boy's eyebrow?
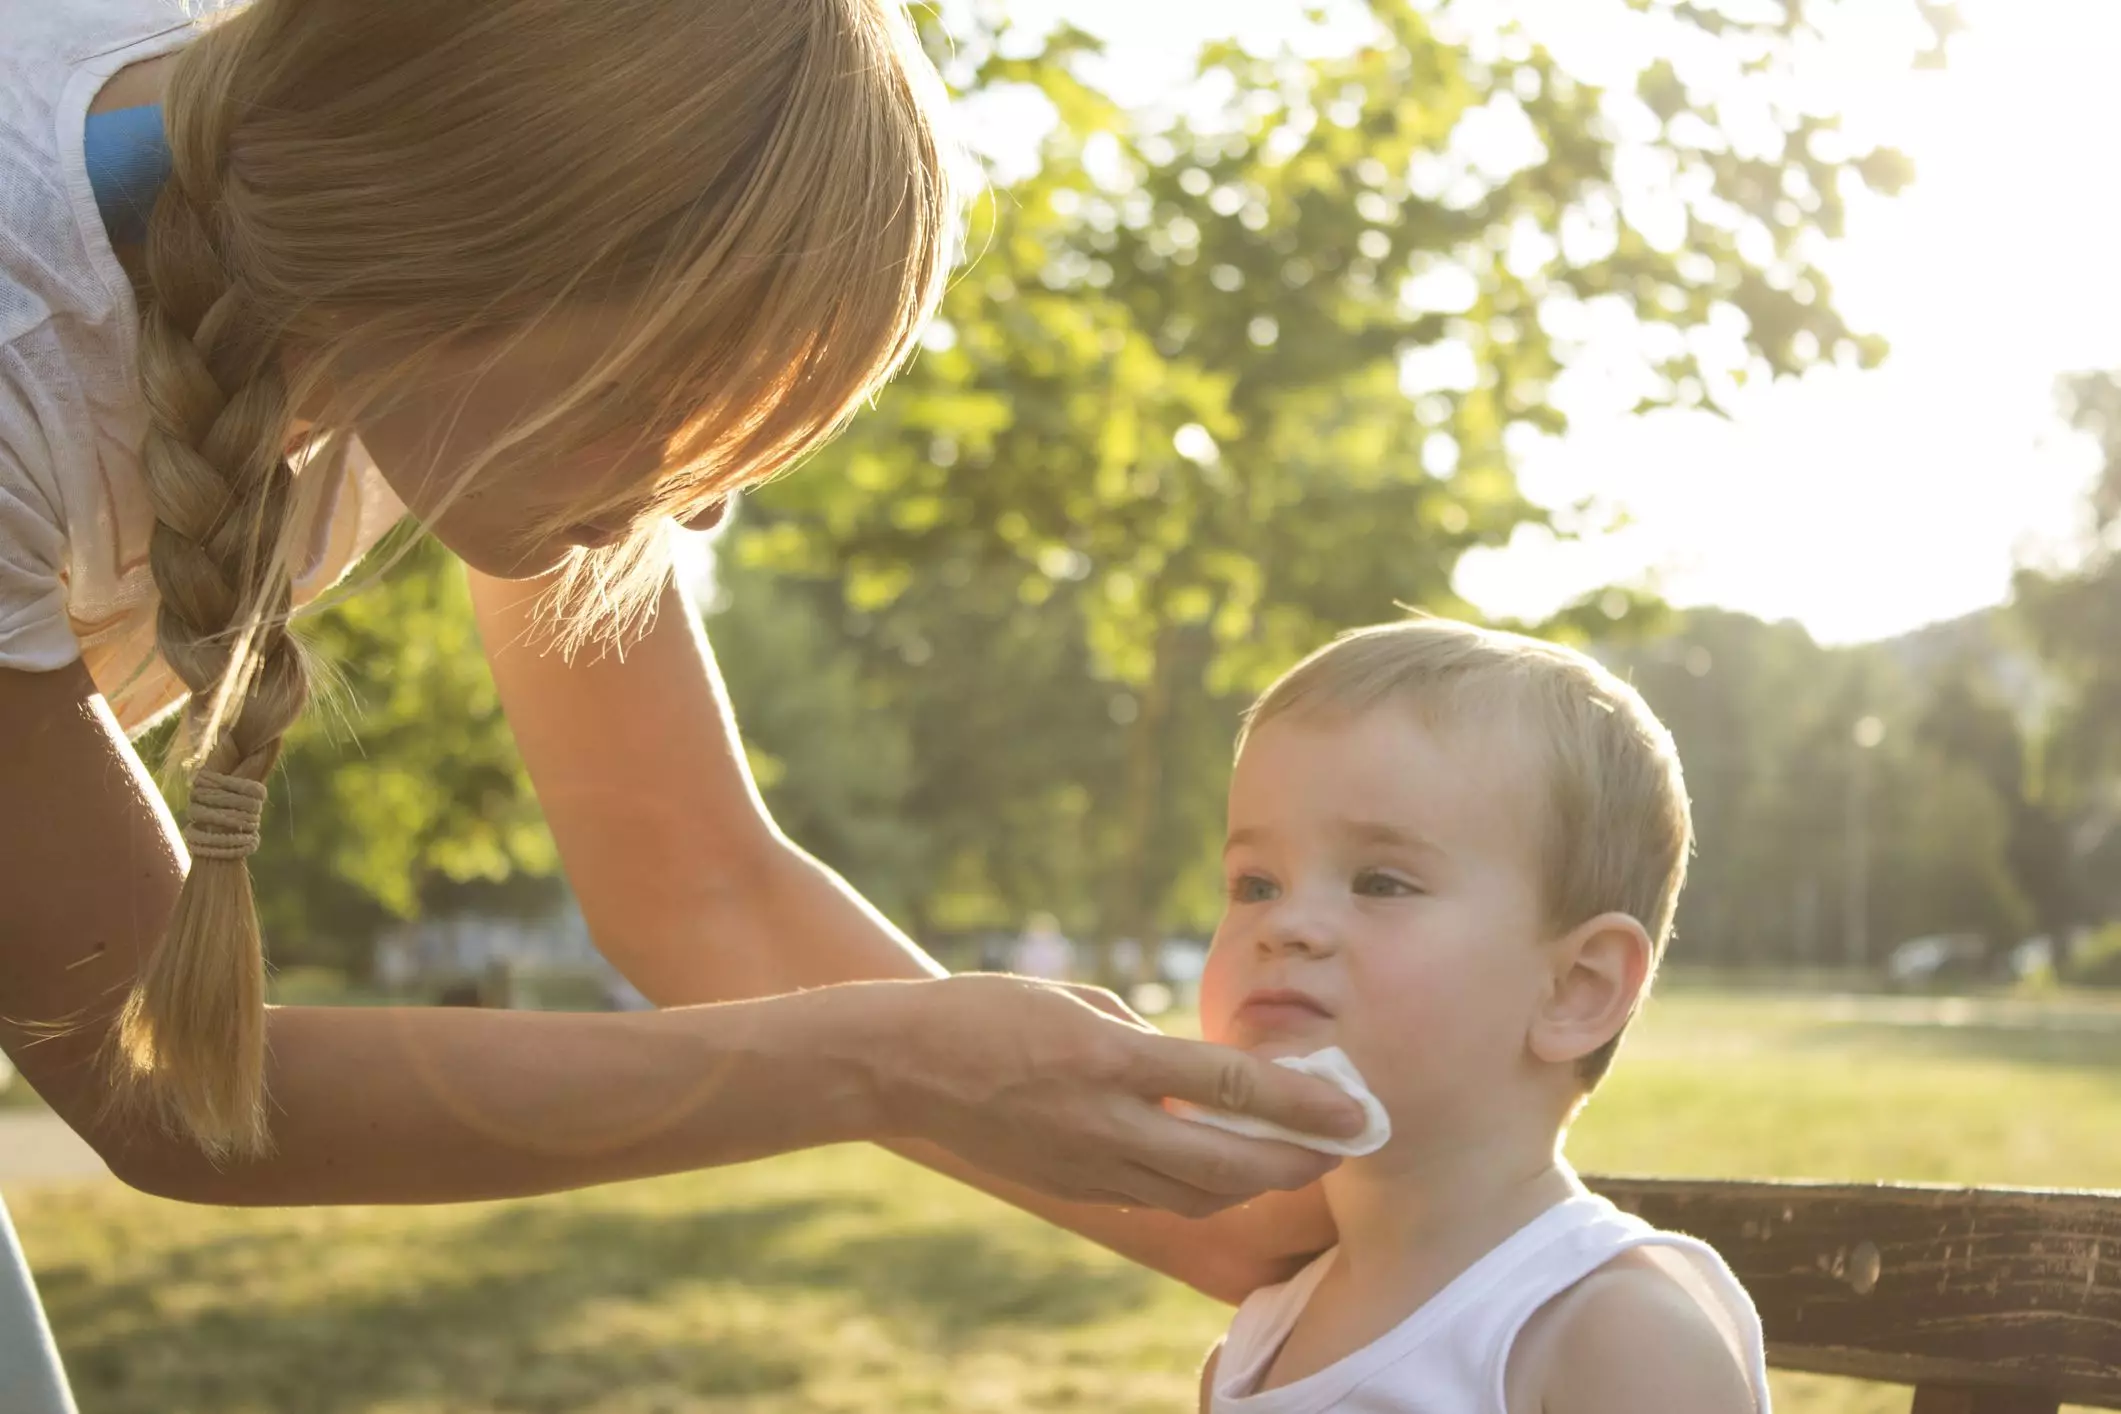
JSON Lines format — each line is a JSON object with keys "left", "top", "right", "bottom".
{"left": 1223, "top": 821, "right": 1446, "bottom": 857}
{"left": 1340, "top": 820, "right": 1447, "bottom": 856}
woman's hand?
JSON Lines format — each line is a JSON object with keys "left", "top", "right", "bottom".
{"left": 868, "top": 974, "right": 1366, "bottom": 1217}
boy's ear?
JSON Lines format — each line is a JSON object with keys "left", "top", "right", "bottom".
{"left": 1528, "top": 912, "right": 1654, "bottom": 1067}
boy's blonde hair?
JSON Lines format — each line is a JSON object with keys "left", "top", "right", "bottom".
{"left": 119, "top": 0, "right": 960, "bottom": 1157}
{"left": 1240, "top": 618, "right": 1692, "bottom": 1086}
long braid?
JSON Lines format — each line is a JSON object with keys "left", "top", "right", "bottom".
{"left": 100, "top": 0, "right": 961, "bottom": 1159}
{"left": 113, "top": 52, "right": 311, "bottom": 1158}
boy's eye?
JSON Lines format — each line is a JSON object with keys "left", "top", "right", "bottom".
{"left": 1354, "top": 870, "right": 1420, "bottom": 898}
{"left": 1228, "top": 873, "right": 1279, "bottom": 904}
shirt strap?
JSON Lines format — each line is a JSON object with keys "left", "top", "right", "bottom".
{"left": 84, "top": 103, "right": 171, "bottom": 247}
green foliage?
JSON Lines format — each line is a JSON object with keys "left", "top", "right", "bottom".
{"left": 2005, "top": 370, "right": 2121, "bottom": 931}
{"left": 728, "top": 1, "right": 1914, "bottom": 967}
{"left": 2066, "top": 923, "right": 2121, "bottom": 989}
{"left": 250, "top": 4, "right": 1980, "bottom": 977}
{"left": 1610, "top": 609, "right": 2046, "bottom": 967}
{"left": 704, "top": 556, "right": 929, "bottom": 924}
{"left": 251, "top": 536, "right": 560, "bottom": 972}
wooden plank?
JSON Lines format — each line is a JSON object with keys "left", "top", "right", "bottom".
{"left": 1585, "top": 1177, "right": 2121, "bottom": 1408}
{"left": 1910, "top": 1385, "right": 2061, "bottom": 1414}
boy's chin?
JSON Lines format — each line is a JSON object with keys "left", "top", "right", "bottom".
{"left": 1203, "top": 1021, "right": 1319, "bottom": 1059}
{"left": 1240, "top": 1036, "right": 1329, "bottom": 1061}
{"left": 1204, "top": 1011, "right": 1341, "bottom": 1060}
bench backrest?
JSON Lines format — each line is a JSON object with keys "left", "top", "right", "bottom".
{"left": 1586, "top": 1176, "right": 2121, "bottom": 1413}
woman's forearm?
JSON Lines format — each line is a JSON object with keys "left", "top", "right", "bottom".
{"left": 91, "top": 987, "right": 887, "bottom": 1206}
{"left": 637, "top": 842, "right": 1334, "bottom": 1302}
{"left": 0, "top": 658, "right": 878, "bottom": 1209}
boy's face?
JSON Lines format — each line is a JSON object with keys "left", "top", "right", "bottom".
{"left": 1200, "top": 705, "right": 1557, "bottom": 1138}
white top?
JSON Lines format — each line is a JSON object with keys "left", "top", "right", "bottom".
{"left": 1211, "top": 1194, "right": 1773, "bottom": 1414}
{"left": 1178, "top": 1047, "right": 1394, "bottom": 1158}
{"left": 0, "top": 0, "right": 403, "bottom": 733}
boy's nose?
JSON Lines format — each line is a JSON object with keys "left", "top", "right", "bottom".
{"left": 1257, "top": 893, "right": 1341, "bottom": 958}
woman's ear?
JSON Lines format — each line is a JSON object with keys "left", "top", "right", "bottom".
{"left": 1528, "top": 912, "right": 1653, "bottom": 1067}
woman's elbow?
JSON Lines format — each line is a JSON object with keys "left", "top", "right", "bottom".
{"left": 71, "top": 1114, "right": 244, "bottom": 1206}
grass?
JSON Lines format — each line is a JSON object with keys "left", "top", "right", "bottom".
{"left": 8, "top": 989, "right": 2119, "bottom": 1414}
{"left": 0, "top": 1076, "right": 47, "bottom": 1110}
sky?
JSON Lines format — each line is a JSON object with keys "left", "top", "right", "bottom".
{"left": 951, "top": 0, "right": 2121, "bottom": 645}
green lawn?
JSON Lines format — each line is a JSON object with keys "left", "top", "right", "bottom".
{"left": 9, "top": 988, "right": 2119, "bottom": 1414}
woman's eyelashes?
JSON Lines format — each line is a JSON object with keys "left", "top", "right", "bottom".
{"left": 562, "top": 520, "right": 628, "bottom": 549}
{"left": 679, "top": 496, "right": 729, "bottom": 532}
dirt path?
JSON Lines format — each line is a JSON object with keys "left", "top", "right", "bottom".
{"left": 0, "top": 1113, "right": 111, "bottom": 1186}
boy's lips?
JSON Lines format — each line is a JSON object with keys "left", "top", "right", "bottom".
{"left": 1234, "top": 987, "right": 1334, "bottom": 1032}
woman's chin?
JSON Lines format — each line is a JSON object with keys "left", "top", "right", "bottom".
{"left": 438, "top": 530, "right": 576, "bottom": 582}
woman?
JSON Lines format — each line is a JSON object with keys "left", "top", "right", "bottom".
{"left": 0, "top": 0, "right": 1359, "bottom": 1402}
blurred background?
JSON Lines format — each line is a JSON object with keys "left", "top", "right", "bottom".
{"left": 8, "top": 1, "right": 2120, "bottom": 1411}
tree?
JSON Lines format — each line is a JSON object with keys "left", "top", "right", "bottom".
{"left": 705, "top": 553, "right": 930, "bottom": 926}
{"left": 246, "top": 536, "right": 562, "bottom": 973}
{"left": 239, "top": 1, "right": 1963, "bottom": 978}
{"left": 730, "top": 0, "right": 1938, "bottom": 972}
{"left": 1609, "top": 607, "right": 2034, "bottom": 971}
{"left": 1913, "top": 660, "right": 2070, "bottom": 943}
{"left": 2012, "top": 370, "right": 2121, "bottom": 934}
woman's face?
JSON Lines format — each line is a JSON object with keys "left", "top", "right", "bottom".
{"left": 339, "top": 310, "right": 725, "bottom": 579}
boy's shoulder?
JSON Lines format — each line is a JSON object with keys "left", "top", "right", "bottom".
{"left": 1506, "top": 1247, "right": 1760, "bottom": 1414}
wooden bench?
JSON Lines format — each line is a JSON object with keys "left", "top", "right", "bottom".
{"left": 1586, "top": 1177, "right": 2121, "bottom": 1412}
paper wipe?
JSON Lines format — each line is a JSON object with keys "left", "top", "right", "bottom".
{"left": 1175, "top": 1046, "right": 1391, "bottom": 1157}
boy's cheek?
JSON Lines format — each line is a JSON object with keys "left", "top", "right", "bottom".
{"left": 1349, "top": 982, "right": 1516, "bottom": 1118}
{"left": 1196, "top": 945, "right": 1246, "bottom": 1046}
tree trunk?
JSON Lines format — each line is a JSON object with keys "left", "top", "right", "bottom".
{"left": 1097, "top": 620, "right": 1180, "bottom": 991}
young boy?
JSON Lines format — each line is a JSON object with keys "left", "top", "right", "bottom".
{"left": 1194, "top": 619, "right": 1769, "bottom": 1413}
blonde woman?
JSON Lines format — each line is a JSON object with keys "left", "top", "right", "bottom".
{"left": 0, "top": 0, "right": 1364, "bottom": 1402}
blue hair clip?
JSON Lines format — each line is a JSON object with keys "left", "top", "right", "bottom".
{"left": 84, "top": 103, "right": 172, "bottom": 247}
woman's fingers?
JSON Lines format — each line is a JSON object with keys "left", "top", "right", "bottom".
{"left": 1055, "top": 981, "right": 1157, "bottom": 1031}
{"left": 1060, "top": 1166, "right": 1266, "bottom": 1220}
{"left": 1116, "top": 1099, "right": 1339, "bottom": 1200}
{"left": 888, "top": 974, "right": 1359, "bottom": 1216}
{"left": 1127, "top": 1032, "right": 1366, "bottom": 1141}
{"left": 1107, "top": 1161, "right": 1256, "bottom": 1220}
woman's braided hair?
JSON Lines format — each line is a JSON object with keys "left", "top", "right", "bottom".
{"left": 113, "top": 0, "right": 959, "bottom": 1157}
{"left": 116, "top": 13, "right": 317, "bottom": 1154}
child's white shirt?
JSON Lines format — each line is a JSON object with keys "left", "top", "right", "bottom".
{"left": 1210, "top": 1193, "right": 1772, "bottom": 1414}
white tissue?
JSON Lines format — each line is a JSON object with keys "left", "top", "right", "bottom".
{"left": 1174, "top": 1046, "right": 1392, "bottom": 1157}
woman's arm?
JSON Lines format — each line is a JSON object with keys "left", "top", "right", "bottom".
{"left": 0, "top": 659, "right": 1347, "bottom": 1213}
{"left": 0, "top": 661, "right": 845, "bottom": 1201}
{"left": 648, "top": 823, "right": 1338, "bottom": 1301}
{"left": 471, "top": 563, "right": 1341, "bottom": 1301}
{"left": 466, "top": 561, "right": 927, "bottom": 1002}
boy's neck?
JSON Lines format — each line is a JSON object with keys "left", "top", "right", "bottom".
{"left": 1321, "top": 1114, "right": 1582, "bottom": 1301}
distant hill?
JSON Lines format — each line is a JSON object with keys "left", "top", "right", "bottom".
{"left": 1874, "top": 606, "right": 2058, "bottom": 725}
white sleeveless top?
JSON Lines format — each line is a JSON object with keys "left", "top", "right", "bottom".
{"left": 1212, "top": 1194, "right": 1773, "bottom": 1414}
{"left": 0, "top": 0, "right": 404, "bottom": 734}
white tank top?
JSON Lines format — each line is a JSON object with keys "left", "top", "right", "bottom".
{"left": 1211, "top": 1194, "right": 1772, "bottom": 1414}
